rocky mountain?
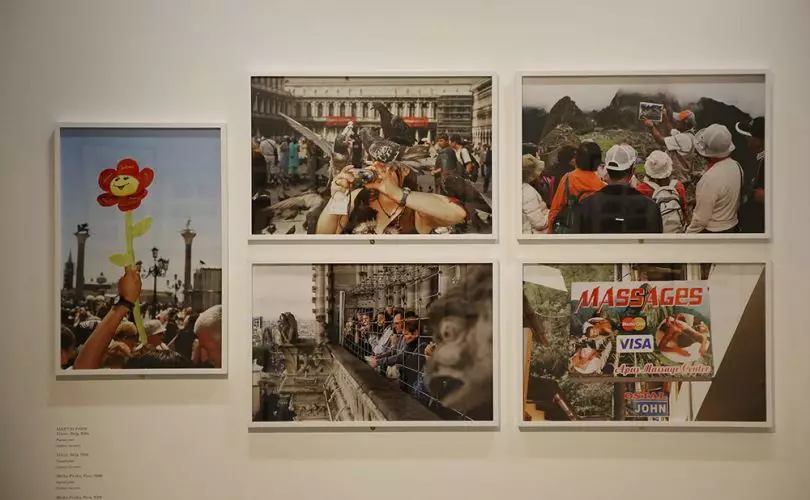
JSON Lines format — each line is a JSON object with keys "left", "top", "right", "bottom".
{"left": 692, "top": 97, "right": 757, "bottom": 179}
{"left": 526, "top": 90, "right": 760, "bottom": 183}
{"left": 522, "top": 107, "right": 547, "bottom": 146}
{"left": 540, "top": 96, "right": 593, "bottom": 139}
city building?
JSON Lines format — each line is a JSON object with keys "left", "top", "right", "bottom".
{"left": 190, "top": 267, "right": 222, "bottom": 312}
{"left": 436, "top": 94, "right": 473, "bottom": 140}
{"left": 269, "top": 77, "right": 490, "bottom": 143}
{"left": 311, "top": 264, "right": 467, "bottom": 343}
{"left": 251, "top": 77, "right": 297, "bottom": 138}
{"left": 252, "top": 316, "right": 263, "bottom": 331}
{"left": 471, "top": 78, "right": 493, "bottom": 146}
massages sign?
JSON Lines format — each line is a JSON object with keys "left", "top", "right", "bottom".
{"left": 568, "top": 281, "right": 714, "bottom": 381}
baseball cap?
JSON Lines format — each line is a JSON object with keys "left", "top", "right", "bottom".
{"left": 694, "top": 124, "right": 736, "bottom": 158}
{"left": 735, "top": 117, "right": 765, "bottom": 140}
{"left": 644, "top": 150, "right": 673, "bottom": 179}
{"left": 604, "top": 144, "right": 637, "bottom": 171}
{"left": 144, "top": 319, "right": 166, "bottom": 337}
{"left": 672, "top": 110, "right": 696, "bottom": 124}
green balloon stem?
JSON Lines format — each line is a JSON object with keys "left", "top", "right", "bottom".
{"left": 125, "top": 210, "right": 147, "bottom": 344}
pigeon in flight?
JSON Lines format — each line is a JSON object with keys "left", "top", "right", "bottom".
{"left": 372, "top": 102, "right": 414, "bottom": 146}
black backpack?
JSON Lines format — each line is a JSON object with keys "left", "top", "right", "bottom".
{"left": 534, "top": 174, "right": 557, "bottom": 207}
{"left": 552, "top": 176, "right": 583, "bottom": 234}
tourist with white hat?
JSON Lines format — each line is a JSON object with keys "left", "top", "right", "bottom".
{"left": 521, "top": 154, "right": 550, "bottom": 233}
{"left": 645, "top": 107, "right": 698, "bottom": 176}
{"left": 638, "top": 150, "right": 689, "bottom": 233}
{"left": 685, "top": 124, "right": 744, "bottom": 233}
{"left": 570, "top": 143, "right": 663, "bottom": 234}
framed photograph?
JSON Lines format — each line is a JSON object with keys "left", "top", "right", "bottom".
{"left": 249, "top": 75, "right": 496, "bottom": 241}
{"left": 55, "top": 124, "right": 227, "bottom": 376}
{"left": 638, "top": 102, "right": 664, "bottom": 123}
{"left": 518, "top": 71, "right": 769, "bottom": 240}
{"left": 249, "top": 262, "right": 497, "bottom": 430}
{"left": 520, "top": 262, "right": 771, "bottom": 430}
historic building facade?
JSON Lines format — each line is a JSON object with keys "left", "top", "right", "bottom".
{"left": 190, "top": 267, "right": 222, "bottom": 312}
{"left": 269, "top": 77, "right": 489, "bottom": 143}
{"left": 251, "top": 77, "right": 297, "bottom": 138}
{"left": 471, "top": 78, "right": 493, "bottom": 146}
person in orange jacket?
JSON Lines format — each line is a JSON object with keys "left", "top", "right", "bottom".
{"left": 547, "top": 142, "right": 606, "bottom": 232}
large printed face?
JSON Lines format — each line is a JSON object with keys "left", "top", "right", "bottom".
{"left": 427, "top": 305, "right": 493, "bottom": 412}
{"left": 424, "top": 265, "right": 494, "bottom": 415}
{"left": 110, "top": 174, "right": 140, "bottom": 196}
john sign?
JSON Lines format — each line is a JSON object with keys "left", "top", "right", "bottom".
{"left": 567, "top": 281, "right": 714, "bottom": 382}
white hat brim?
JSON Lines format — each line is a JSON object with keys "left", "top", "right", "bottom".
{"left": 695, "top": 141, "right": 736, "bottom": 158}
{"left": 735, "top": 122, "right": 752, "bottom": 137}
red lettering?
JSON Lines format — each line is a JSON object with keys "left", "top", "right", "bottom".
{"left": 629, "top": 287, "right": 645, "bottom": 308}
{"left": 647, "top": 287, "right": 659, "bottom": 307}
{"left": 675, "top": 287, "right": 689, "bottom": 305}
{"left": 599, "top": 287, "right": 615, "bottom": 309}
{"left": 616, "top": 288, "right": 630, "bottom": 307}
{"left": 660, "top": 288, "right": 674, "bottom": 306}
{"left": 690, "top": 287, "right": 703, "bottom": 306}
{"left": 575, "top": 287, "right": 600, "bottom": 313}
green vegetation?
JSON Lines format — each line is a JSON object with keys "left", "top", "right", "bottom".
{"left": 524, "top": 264, "right": 615, "bottom": 419}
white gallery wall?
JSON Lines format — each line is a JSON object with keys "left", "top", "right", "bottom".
{"left": 1, "top": 0, "right": 809, "bottom": 499}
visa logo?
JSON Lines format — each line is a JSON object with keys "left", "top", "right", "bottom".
{"left": 616, "top": 335, "right": 654, "bottom": 353}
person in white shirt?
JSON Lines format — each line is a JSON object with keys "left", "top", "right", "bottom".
{"left": 645, "top": 109, "right": 697, "bottom": 173}
{"left": 521, "top": 154, "right": 549, "bottom": 233}
{"left": 450, "top": 134, "right": 474, "bottom": 178}
{"left": 685, "top": 124, "right": 743, "bottom": 233}
{"left": 259, "top": 137, "right": 278, "bottom": 168}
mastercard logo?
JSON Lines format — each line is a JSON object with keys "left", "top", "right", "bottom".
{"left": 621, "top": 317, "right": 647, "bottom": 331}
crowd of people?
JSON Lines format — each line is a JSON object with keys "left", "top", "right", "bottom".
{"left": 251, "top": 135, "right": 325, "bottom": 191}
{"left": 252, "top": 132, "right": 493, "bottom": 197}
{"left": 251, "top": 125, "right": 493, "bottom": 235}
{"left": 60, "top": 267, "right": 223, "bottom": 370}
{"left": 522, "top": 110, "right": 766, "bottom": 234}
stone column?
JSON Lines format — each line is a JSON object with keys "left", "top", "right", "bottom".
{"left": 438, "top": 265, "right": 452, "bottom": 297}
{"left": 406, "top": 282, "right": 416, "bottom": 310}
{"left": 181, "top": 223, "right": 197, "bottom": 302}
{"left": 313, "top": 265, "right": 327, "bottom": 319}
{"left": 418, "top": 277, "right": 432, "bottom": 315}
{"left": 73, "top": 227, "right": 90, "bottom": 302}
{"left": 392, "top": 285, "right": 401, "bottom": 308}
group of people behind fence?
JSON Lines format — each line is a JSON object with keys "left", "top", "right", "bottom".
{"left": 522, "top": 110, "right": 766, "bottom": 234}
{"left": 342, "top": 307, "right": 445, "bottom": 410}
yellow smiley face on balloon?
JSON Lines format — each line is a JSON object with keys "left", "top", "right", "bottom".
{"left": 109, "top": 174, "right": 140, "bottom": 197}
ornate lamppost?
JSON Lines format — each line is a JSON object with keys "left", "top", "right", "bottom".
{"left": 137, "top": 246, "right": 169, "bottom": 312}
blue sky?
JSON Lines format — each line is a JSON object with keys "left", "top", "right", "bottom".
{"left": 60, "top": 128, "right": 221, "bottom": 294}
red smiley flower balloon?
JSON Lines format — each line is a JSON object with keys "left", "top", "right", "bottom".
{"left": 97, "top": 158, "right": 155, "bottom": 212}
